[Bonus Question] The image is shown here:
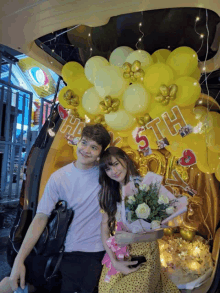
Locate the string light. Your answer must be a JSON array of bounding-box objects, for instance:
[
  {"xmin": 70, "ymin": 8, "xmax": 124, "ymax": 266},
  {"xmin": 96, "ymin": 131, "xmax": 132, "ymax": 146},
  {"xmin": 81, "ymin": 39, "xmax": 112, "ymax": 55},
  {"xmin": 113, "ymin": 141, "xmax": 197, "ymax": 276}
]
[
  {"xmin": 135, "ymin": 11, "xmax": 144, "ymax": 50},
  {"xmin": 88, "ymin": 32, "xmax": 93, "ymax": 57},
  {"xmin": 196, "ymin": 16, "xmax": 200, "ymax": 21},
  {"xmin": 200, "ymin": 34, "xmax": 204, "ymax": 38}
]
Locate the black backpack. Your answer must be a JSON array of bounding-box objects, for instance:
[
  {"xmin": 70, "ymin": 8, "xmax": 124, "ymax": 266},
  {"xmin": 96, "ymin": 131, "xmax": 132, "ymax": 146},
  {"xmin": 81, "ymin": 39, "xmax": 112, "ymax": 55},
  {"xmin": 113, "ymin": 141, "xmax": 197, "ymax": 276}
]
[{"xmin": 10, "ymin": 200, "xmax": 74, "ymax": 281}]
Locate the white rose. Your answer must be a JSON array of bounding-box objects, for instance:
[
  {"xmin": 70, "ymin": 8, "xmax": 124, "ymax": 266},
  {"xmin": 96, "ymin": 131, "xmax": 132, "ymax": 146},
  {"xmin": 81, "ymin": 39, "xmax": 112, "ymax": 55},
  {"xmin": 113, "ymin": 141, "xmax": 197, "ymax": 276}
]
[
  {"xmin": 135, "ymin": 203, "xmax": 151, "ymax": 219},
  {"xmin": 139, "ymin": 184, "xmax": 150, "ymax": 192},
  {"xmin": 127, "ymin": 195, "xmax": 136, "ymax": 204},
  {"xmin": 151, "ymin": 220, "xmax": 161, "ymax": 230},
  {"xmin": 158, "ymin": 194, "xmax": 169, "ymax": 205},
  {"xmin": 166, "ymin": 206, "xmax": 175, "ymax": 215}
]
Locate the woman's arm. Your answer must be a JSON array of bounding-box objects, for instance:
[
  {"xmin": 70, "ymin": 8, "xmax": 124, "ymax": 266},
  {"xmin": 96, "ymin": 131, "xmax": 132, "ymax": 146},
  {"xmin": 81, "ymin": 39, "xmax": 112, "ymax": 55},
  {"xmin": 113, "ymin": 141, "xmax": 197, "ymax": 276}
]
[
  {"xmin": 101, "ymin": 213, "xmax": 141, "ymax": 275},
  {"xmin": 115, "ymin": 229, "xmax": 164, "ymax": 246},
  {"xmin": 101, "ymin": 213, "xmax": 117, "ymax": 263}
]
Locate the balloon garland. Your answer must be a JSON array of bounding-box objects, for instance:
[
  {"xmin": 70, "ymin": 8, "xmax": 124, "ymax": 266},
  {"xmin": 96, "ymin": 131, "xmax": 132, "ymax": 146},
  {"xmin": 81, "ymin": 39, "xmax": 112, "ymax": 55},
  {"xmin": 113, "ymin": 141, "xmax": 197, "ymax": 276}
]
[{"xmin": 58, "ymin": 46, "xmax": 220, "ymax": 182}]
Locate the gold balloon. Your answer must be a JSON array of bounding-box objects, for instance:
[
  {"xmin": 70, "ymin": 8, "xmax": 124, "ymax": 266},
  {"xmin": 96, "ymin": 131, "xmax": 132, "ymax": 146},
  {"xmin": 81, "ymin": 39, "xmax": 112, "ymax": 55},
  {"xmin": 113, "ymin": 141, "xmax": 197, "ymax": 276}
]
[
  {"xmin": 169, "ymin": 84, "xmax": 178, "ymax": 97},
  {"xmin": 58, "ymin": 87, "xmax": 80, "ymax": 110},
  {"xmin": 123, "ymin": 72, "xmax": 130, "ymax": 79},
  {"xmin": 180, "ymin": 228, "xmax": 196, "ymax": 241},
  {"xmin": 134, "ymin": 69, "xmax": 145, "ymax": 79},
  {"xmin": 164, "ymin": 228, "xmax": 174, "ymax": 236},
  {"xmin": 160, "ymin": 85, "xmax": 169, "ymax": 97},
  {"xmin": 136, "ymin": 113, "xmax": 151, "ymax": 126},
  {"xmin": 131, "ymin": 60, "xmax": 141, "ymax": 72},
  {"xmin": 155, "ymin": 95, "xmax": 165, "ymax": 103},
  {"xmin": 94, "ymin": 114, "xmax": 106, "ymax": 125},
  {"xmin": 122, "ymin": 62, "xmax": 132, "ymax": 73},
  {"xmin": 100, "ymin": 96, "xmax": 120, "ymax": 114}
]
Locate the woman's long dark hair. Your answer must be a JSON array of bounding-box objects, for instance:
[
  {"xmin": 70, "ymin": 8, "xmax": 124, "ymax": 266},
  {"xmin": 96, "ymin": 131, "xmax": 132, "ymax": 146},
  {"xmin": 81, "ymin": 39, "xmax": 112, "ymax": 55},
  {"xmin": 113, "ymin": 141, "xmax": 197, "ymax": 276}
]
[{"xmin": 99, "ymin": 147, "xmax": 139, "ymax": 235}]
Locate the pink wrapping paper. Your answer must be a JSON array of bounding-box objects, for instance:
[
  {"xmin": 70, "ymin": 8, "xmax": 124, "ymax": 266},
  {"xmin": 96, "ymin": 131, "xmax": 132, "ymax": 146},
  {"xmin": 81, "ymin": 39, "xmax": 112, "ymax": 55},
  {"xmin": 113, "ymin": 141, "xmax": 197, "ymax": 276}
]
[{"xmin": 102, "ymin": 221, "xmax": 130, "ymax": 282}]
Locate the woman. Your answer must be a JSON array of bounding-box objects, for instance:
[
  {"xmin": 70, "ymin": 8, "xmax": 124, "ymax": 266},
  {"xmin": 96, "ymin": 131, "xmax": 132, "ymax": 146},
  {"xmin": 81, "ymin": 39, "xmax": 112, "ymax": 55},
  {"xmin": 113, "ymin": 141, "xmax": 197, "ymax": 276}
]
[{"xmin": 98, "ymin": 147, "xmax": 179, "ymax": 293}]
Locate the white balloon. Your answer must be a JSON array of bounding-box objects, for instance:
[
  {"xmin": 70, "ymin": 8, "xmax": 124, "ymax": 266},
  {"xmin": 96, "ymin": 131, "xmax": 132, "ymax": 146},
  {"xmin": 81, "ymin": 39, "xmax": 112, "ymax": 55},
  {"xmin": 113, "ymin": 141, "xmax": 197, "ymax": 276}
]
[
  {"xmin": 94, "ymin": 67, "xmax": 112, "ymax": 98},
  {"xmin": 126, "ymin": 50, "xmax": 153, "ymax": 70},
  {"xmin": 84, "ymin": 56, "xmax": 109, "ymax": 84},
  {"xmin": 82, "ymin": 87, "xmax": 102, "ymax": 115},
  {"xmin": 123, "ymin": 83, "xmax": 151, "ymax": 114},
  {"xmin": 105, "ymin": 110, "xmax": 135, "ymax": 131},
  {"xmin": 109, "ymin": 46, "xmax": 134, "ymax": 67},
  {"xmin": 109, "ymin": 66, "xmax": 129, "ymax": 97}
]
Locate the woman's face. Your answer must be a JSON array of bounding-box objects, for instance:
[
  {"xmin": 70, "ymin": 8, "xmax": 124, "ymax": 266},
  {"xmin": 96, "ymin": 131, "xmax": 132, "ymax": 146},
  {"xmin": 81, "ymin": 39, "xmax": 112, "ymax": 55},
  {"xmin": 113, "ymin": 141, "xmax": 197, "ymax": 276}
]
[{"xmin": 105, "ymin": 156, "xmax": 128, "ymax": 185}]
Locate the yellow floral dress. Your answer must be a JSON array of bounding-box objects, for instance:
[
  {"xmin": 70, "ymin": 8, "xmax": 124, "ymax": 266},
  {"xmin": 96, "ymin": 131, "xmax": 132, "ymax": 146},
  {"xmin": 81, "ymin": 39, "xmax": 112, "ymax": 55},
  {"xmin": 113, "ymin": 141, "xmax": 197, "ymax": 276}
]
[{"xmin": 99, "ymin": 204, "xmax": 180, "ymax": 293}]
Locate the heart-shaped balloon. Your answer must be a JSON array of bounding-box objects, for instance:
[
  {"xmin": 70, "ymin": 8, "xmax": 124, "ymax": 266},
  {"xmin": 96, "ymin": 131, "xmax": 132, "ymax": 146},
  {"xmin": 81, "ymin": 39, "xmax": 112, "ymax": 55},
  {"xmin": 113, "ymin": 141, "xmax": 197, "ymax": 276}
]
[
  {"xmin": 179, "ymin": 149, "xmax": 196, "ymax": 167},
  {"xmin": 58, "ymin": 104, "xmax": 68, "ymax": 119}
]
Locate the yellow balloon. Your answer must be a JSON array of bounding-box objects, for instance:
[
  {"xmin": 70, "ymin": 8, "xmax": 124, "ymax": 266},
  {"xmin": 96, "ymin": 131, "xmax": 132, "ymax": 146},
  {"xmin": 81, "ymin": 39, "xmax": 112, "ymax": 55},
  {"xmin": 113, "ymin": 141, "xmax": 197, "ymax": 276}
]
[
  {"xmin": 192, "ymin": 107, "xmax": 214, "ymax": 134},
  {"xmin": 68, "ymin": 74, "xmax": 93, "ymax": 97},
  {"xmin": 148, "ymin": 100, "xmax": 176, "ymax": 119},
  {"xmin": 215, "ymin": 162, "xmax": 220, "ymax": 181},
  {"xmin": 109, "ymin": 46, "xmax": 134, "ymax": 67},
  {"xmin": 84, "ymin": 56, "xmax": 109, "ymax": 84},
  {"xmin": 152, "ymin": 49, "xmax": 171, "ymax": 63},
  {"xmin": 82, "ymin": 87, "xmax": 102, "ymax": 115},
  {"xmin": 174, "ymin": 77, "xmax": 201, "ymax": 107},
  {"xmin": 105, "ymin": 110, "xmax": 136, "ymax": 131},
  {"xmin": 190, "ymin": 67, "xmax": 201, "ymax": 81},
  {"xmin": 123, "ymin": 84, "xmax": 151, "ymax": 115},
  {"xmin": 143, "ymin": 63, "xmax": 175, "ymax": 95},
  {"xmin": 166, "ymin": 46, "xmax": 198, "ymax": 76},
  {"xmin": 207, "ymin": 127, "xmax": 220, "ymax": 153},
  {"xmin": 208, "ymin": 111, "xmax": 220, "ymax": 128},
  {"xmin": 196, "ymin": 148, "xmax": 218, "ymax": 174},
  {"xmin": 58, "ymin": 86, "xmax": 76, "ymax": 110},
  {"xmin": 126, "ymin": 50, "xmax": 153, "ymax": 70},
  {"xmin": 62, "ymin": 62, "xmax": 84, "ymax": 84}
]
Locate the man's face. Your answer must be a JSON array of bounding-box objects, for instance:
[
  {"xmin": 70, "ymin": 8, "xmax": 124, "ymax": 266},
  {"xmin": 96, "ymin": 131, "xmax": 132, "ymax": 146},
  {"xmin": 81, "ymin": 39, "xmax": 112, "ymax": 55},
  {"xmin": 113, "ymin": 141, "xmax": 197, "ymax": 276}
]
[{"xmin": 76, "ymin": 137, "xmax": 102, "ymax": 166}]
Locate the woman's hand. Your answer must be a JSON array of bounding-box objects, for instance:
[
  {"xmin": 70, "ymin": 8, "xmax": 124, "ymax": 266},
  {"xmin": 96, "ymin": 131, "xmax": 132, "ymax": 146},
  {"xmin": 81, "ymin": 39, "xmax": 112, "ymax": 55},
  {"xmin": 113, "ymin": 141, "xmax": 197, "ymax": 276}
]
[
  {"xmin": 112, "ymin": 259, "xmax": 141, "ymax": 275},
  {"xmin": 115, "ymin": 231, "xmax": 135, "ymax": 245}
]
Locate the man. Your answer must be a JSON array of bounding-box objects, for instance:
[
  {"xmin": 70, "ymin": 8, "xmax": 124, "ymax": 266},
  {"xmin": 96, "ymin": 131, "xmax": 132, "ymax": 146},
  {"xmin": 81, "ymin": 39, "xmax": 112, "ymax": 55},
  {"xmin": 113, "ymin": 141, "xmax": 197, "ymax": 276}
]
[{"xmin": 3, "ymin": 123, "xmax": 111, "ymax": 293}]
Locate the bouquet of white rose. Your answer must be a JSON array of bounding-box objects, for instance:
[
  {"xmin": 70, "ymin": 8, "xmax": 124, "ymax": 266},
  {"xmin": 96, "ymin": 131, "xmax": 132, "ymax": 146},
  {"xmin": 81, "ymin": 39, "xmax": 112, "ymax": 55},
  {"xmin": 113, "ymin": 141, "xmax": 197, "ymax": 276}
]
[{"xmin": 121, "ymin": 172, "xmax": 188, "ymax": 233}]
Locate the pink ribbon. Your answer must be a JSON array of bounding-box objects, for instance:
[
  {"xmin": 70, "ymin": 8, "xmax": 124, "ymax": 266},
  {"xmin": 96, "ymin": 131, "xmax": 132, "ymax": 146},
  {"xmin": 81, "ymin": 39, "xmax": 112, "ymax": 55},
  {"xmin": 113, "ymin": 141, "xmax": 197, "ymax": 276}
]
[{"xmin": 102, "ymin": 222, "xmax": 130, "ymax": 282}]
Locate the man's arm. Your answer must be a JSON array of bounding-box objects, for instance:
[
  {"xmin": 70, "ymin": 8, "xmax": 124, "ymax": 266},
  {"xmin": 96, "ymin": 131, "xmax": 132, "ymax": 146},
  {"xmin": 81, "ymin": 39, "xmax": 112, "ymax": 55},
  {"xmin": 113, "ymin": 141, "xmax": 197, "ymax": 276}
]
[{"xmin": 9, "ymin": 213, "xmax": 49, "ymax": 291}]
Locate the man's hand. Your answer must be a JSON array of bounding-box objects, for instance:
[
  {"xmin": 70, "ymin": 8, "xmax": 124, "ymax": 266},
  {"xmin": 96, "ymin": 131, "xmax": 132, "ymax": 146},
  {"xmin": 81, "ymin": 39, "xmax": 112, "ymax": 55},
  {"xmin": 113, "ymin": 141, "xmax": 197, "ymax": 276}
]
[
  {"xmin": 112, "ymin": 259, "xmax": 141, "ymax": 275},
  {"xmin": 9, "ymin": 259, "xmax": 26, "ymax": 291},
  {"xmin": 115, "ymin": 231, "xmax": 135, "ymax": 245}
]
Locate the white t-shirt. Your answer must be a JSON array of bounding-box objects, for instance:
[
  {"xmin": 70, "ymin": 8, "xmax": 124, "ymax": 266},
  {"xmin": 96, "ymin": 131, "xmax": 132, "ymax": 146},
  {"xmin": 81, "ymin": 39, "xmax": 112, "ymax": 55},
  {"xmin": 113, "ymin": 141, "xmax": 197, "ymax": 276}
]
[{"xmin": 36, "ymin": 162, "xmax": 104, "ymax": 252}]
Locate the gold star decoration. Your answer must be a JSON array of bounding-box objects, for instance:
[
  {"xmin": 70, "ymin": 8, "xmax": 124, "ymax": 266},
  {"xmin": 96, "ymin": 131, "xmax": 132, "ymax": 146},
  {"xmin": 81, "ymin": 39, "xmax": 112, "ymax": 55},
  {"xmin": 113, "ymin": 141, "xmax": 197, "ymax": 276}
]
[
  {"xmin": 155, "ymin": 84, "xmax": 178, "ymax": 106},
  {"xmin": 122, "ymin": 60, "xmax": 145, "ymax": 83},
  {"xmin": 99, "ymin": 96, "xmax": 120, "ymax": 114},
  {"xmin": 63, "ymin": 89, "xmax": 79, "ymax": 107},
  {"xmin": 136, "ymin": 113, "xmax": 151, "ymax": 126}
]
